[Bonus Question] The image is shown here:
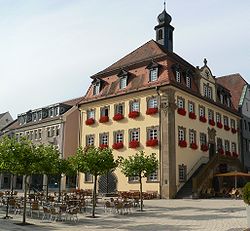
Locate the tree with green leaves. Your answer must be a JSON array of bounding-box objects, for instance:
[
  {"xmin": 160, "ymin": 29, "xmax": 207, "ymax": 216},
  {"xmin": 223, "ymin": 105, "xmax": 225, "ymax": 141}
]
[
  {"xmin": 120, "ymin": 151, "xmax": 158, "ymax": 211},
  {"xmin": 77, "ymin": 146, "xmax": 118, "ymax": 217}
]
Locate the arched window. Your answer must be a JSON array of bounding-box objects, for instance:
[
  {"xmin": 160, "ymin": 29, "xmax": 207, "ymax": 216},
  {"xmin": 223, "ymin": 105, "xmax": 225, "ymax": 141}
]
[{"xmin": 158, "ymin": 29, "xmax": 163, "ymax": 40}]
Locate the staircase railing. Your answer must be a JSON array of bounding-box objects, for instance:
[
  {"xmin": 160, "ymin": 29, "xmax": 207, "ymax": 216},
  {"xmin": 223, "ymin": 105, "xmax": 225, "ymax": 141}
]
[{"xmin": 177, "ymin": 156, "xmax": 209, "ymax": 192}]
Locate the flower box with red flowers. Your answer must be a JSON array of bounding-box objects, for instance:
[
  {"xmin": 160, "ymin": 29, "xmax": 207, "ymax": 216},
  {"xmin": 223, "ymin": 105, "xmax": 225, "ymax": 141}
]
[
  {"xmin": 231, "ymin": 128, "xmax": 237, "ymax": 134},
  {"xmin": 201, "ymin": 144, "xmax": 209, "ymax": 152},
  {"xmin": 128, "ymin": 111, "xmax": 140, "ymax": 119},
  {"xmin": 190, "ymin": 143, "xmax": 198, "ymax": 150},
  {"xmin": 85, "ymin": 118, "xmax": 95, "ymax": 125},
  {"xmin": 113, "ymin": 113, "xmax": 124, "ymax": 121},
  {"xmin": 177, "ymin": 108, "xmax": 186, "ymax": 116},
  {"xmin": 209, "ymin": 119, "xmax": 215, "ymax": 126},
  {"xmin": 189, "ymin": 112, "xmax": 196, "ymax": 119},
  {"xmin": 178, "ymin": 140, "xmax": 187, "ymax": 148},
  {"xmin": 217, "ymin": 122, "xmax": 223, "ymax": 128},
  {"xmin": 199, "ymin": 116, "xmax": 207, "ymax": 123},
  {"xmin": 99, "ymin": 144, "xmax": 108, "ymax": 149},
  {"xmin": 225, "ymin": 151, "xmax": 231, "ymax": 156},
  {"xmin": 218, "ymin": 148, "xmax": 224, "ymax": 155},
  {"xmin": 232, "ymin": 152, "xmax": 239, "ymax": 158},
  {"xmin": 129, "ymin": 140, "xmax": 139, "ymax": 148},
  {"xmin": 146, "ymin": 139, "xmax": 158, "ymax": 147},
  {"xmin": 112, "ymin": 142, "xmax": 124, "ymax": 150},
  {"xmin": 224, "ymin": 125, "xmax": 230, "ymax": 131},
  {"xmin": 99, "ymin": 116, "xmax": 109, "ymax": 123},
  {"xmin": 146, "ymin": 108, "xmax": 158, "ymax": 115}
]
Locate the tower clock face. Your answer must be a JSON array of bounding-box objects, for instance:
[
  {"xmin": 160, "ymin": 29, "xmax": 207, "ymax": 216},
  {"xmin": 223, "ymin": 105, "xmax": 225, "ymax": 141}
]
[{"xmin": 205, "ymin": 70, "xmax": 210, "ymax": 78}]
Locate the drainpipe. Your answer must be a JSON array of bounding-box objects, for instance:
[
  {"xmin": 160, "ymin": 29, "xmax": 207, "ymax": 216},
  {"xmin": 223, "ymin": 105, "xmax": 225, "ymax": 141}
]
[{"xmin": 155, "ymin": 86, "xmax": 162, "ymax": 199}]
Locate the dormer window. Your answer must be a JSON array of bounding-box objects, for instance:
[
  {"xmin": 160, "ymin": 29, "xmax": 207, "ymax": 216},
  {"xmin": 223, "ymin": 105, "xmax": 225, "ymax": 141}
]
[
  {"xmin": 176, "ymin": 70, "xmax": 181, "ymax": 83},
  {"xmin": 186, "ymin": 75, "xmax": 191, "ymax": 88},
  {"xmin": 38, "ymin": 110, "xmax": 42, "ymax": 120},
  {"xmin": 149, "ymin": 68, "xmax": 158, "ymax": 82},
  {"xmin": 120, "ymin": 76, "xmax": 127, "ymax": 89},
  {"xmin": 49, "ymin": 108, "xmax": 54, "ymax": 117},
  {"xmin": 204, "ymin": 84, "xmax": 213, "ymax": 100},
  {"xmin": 93, "ymin": 80, "xmax": 101, "ymax": 95},
  {"xmin": 32, "ymin": 112, "xmax": 37, "ymax": 122},
  {"xmin": 54, "ymin": 106, "xmax": 59, "ymax": 116}
]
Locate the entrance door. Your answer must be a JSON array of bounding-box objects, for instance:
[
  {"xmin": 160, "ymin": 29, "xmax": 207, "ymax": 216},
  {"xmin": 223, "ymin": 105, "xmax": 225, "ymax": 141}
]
[{"xmin": 98, "ymin": 172, "xmax": 117, "ymax": 195}]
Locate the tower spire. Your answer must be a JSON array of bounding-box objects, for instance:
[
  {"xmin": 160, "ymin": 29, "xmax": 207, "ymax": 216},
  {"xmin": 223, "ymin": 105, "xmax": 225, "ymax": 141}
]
[{"xmin": 164, "ymin": 0, "xmax": 166, "ymax": 11}]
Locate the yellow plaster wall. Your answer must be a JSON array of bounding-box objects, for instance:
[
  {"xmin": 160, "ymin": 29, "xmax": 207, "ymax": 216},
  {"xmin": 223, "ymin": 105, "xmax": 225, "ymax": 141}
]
[{"xmin": 79, "ymin": 89, "xmax": 160, "ymax": 193}]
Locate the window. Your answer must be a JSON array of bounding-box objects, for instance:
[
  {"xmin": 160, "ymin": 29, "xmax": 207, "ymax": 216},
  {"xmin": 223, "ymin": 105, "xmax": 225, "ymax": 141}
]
[
  {"xmin": 186, "ymin": 76, "xmax": 191, "ymax": 88},
  {"xmin": 158, "ymin": 29, "xmax": 163, "ymax": 40},
  {"xmin": 30, "ymin": 131, "xmax": 33, "ymax": 140},
  {"xmin": 178, "ymin": 127, "xmax": 185, "ymax": 141},
  {"xmin": 216, "ymin": 113, "xmax": 221, "ymax": 123},
  {"xmin": 200, "ymin": 133, "xmax": 207, "ymax": 145},
  {"xmin": 38, "ymin": 129, "xmax": 42, "ymax": 139},
  {"xmin": 148, "ymin": 97, "xmax": 158, "ymax": 108},
  {"xmin": 51, "ymin": 127, "xmax": 55, "ymax": 137},
  {"xmin": 178, "ymin": 164, "xmax": 187, "ymax": 182},
  {"xmin": 149, "ymin": 68, "xmax": 158, "ymax": 82},
  {"xmin": 34, "ymin": 130, "xmax": 38, "ymax": 140},
  {"xmin": 223, "ymin": 116, "xmax": 229, "ymax": 126},
  {"xmin": 114, "ymin": 131, "xmax": 124, "ymax": 143},
  {"xmin": 100, "ymin": 106, "xmax": 109, "ymax": 117},
  {"xmin": 232, "ymin": 142, "xmax": 236, "ymax": 153},
  {"xmin": 199, "ymin": 106, "xmax": 205, "ymax": 117},
  {"xmin": 208, "ymin": 109, "xmax": 214, "ymax": 120},
  {"xmin": 120, "ymin": 76, "xmax": 127, "ymax": 89},
  {"xmin": 47, "ymin": 127, "xmax": 51, "ymax": 137},
  {"xmin": 100, "ymin": 133, "xmax": 109, "ymax": 145},
  {"xmin": 130, "ymin": 100, "xmax": 140, "ymax": 112},
  {"xmin": 177, "ymin": 97, "xmax": 185, "ymax": 109},
  {"xmin": 128, "ymin": 176, "xmax": 139, "ymax": 182},
  {"xmin": 147, "ymin": 127, "xmax": 158, "ymax": 140},
  {"xmin": 188, "ymin": 101, "xmax": 195, "ymax": 113},
  {"xmin": 86, "ymin": 134, "xmax": 94, "ymax": 146},
  {"xmin": 230, "ymin": 119, "xmax": 235, "ymax": 129},
  {"xmin": 84, "ymin": 173, "xmax": 93, "ymax": 183},
  {"xmin": 115, "ymin": 104, "xmax": 124, "ymax": 115},
  {"xmin": 32, "ymin": 112, "xmax": 37, "ymax": 122},
  {"xmin": 87, "ymin": 109, "xmax": 95, "ymax": 119},
  {"xmin": 38, "ymin": 111, "xmax": 42, "ymax": 120},
  {"xmin": 225, "ymin": 140, "xmax": 230, "ymax": 152},
  {"xmin": 55, "ymin": 106, "xmax": 59, "ymax": 116},
  {"xmin": 176, "ymin": 70, "xmax": 181, "ymax": 83},
  {"xmin": 204, "ymin": 84, "xmax": 213, "ymax": 99},
  {"xmin": 147, "ymin": 171, "xmax": 158, "ymax": 182},
  {"xmin": 56, "ymin": 125, "xmax": 60, "ymax": 136},
  {"xmin": 189, "ymin": 129, "xmax": 196, "ymax": 144},
  {"xmin": 217, "ymin": 138, "xmax": 223, "ymax": 150},
  {"xmin": 48, "ymin": 108, "xmax": 54, "ymax": 117},
  {"xmin": 93, "ymin": 81, "xmax": 101, "ymax": 95},
  {"xmin": 129, "ymin": 128, "xmax": 140, "ymax": 142}
]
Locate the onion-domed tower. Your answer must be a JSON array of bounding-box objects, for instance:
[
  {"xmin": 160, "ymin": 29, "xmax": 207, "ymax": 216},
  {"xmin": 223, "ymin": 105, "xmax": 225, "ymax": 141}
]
[{"xmin": 154, "ymin": 3, "xmax": 175, "ymax": 52}]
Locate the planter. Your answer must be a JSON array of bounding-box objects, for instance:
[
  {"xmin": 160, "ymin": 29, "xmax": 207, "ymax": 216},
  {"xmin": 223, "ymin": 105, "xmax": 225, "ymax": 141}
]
[
  {"xmin": 99, "ymin": 116, "xmax": 109, "ymax": 123},
  {"xmin": 209, "ymin": 119, "xmax": 215, "ymax": 126},
  {"xmin": 189, "ymin": 112, "xmax": 196, "ymax": 119},
  {"xmin": 199, "ymin": 116, "xmax": 207, "ymax": 123},
  {"xmin": 112, "ymin": 142, "xmax": 124, "ymax": 150},
  {"xmin": 201, "ymin": 144, "xmax": 209, "ymax": 152},
  {"xmin": 218, "ymin": 148, "xmax": 224, "ymax": 155},
  {"xmin": 129, "ymin": 140, "xmax": 139, "ymax": 148},
  {"xmin": 99, "ymin": 144, "xmax": 109, "ymax": 149},
  {"xmin": 217, "ymin": 122, "xmax": 223, "ymax": 128},
  {"xmin": 190, "ymin": 143, "xmax": 198, "ymax": 150},
  {"xmin": 128, "ymin": 111, "xmax": 140, "ymax": 118},
  {"xmin": 85, "ymin": 118, "xmax": 95, "ymax": 125},
  {"xmin": 177, "ymin": 108, "xmax": 186, "ymax": 116},
  {"xmin": 146, "ymin": 108, "xmax": 158, "ymax": 115},
  {"xmin": 178, "ymin": 140, "xmax": 187, "ymax": 148},
  {"xmin": 146, "ymin": 139, "xmax": 158, "ymax": 147},
  {"xmin": 224, "ymin": 125, "xmax": 230, "ymax": 131},
  {"xmin": 113, "ymin": 113, "xmax": 124, "ymax": 121},
  {"xmin": 231, "ymin": 128, "xmax": 237, "ymax": 134}
]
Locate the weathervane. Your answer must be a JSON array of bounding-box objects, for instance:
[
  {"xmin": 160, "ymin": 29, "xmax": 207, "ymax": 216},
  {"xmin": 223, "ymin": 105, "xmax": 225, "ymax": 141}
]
[{"xmin": 164, "ymin": 0, "xmax": 166, "ymax": 10}]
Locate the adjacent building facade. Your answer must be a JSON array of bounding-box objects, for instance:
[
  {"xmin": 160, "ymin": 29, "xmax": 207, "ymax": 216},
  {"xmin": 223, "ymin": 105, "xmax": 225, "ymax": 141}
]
[
  {"xmin": 0, "ymin": 112, "xmax": 13, "ymax": 132},
  {"xmin": 78, "ymin": 9, "xmax": 241, "ymax": 198}
]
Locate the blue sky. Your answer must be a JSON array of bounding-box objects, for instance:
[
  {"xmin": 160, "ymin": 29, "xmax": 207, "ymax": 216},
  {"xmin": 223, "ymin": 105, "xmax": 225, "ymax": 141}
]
[{"xmin": 1, "ymin": 0, "xmax": 250, "ymax": 117}]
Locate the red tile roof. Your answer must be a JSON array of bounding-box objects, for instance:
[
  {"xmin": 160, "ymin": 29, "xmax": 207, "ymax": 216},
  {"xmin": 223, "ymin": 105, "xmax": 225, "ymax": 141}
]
[{"xmin": 216, "ymin": 73, "xmax": 247, "ymax": 109}]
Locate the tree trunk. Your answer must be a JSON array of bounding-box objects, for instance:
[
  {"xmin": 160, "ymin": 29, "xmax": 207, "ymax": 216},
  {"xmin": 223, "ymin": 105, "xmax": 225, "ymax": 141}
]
[
  {"xmin": 139, "ymin": 175, "xmax": 143, "ymax": 211},
  {"xmin": 58, "ymin": 175, "xmax": 61, "ymax": 202},
  {"xmin": 92, "ymin": 175, "xmax": 97, "ymax": 218},
  {"xmin": 46, "ymin": 175, "xmax": 49, "ymax": 202},
  {"xmin": 22, "ymin": 175, "xmax": 28, "ymax": 224},
  {"xmin": 10, "ymin": 174, "xmax": 14, "ymax": 196}
]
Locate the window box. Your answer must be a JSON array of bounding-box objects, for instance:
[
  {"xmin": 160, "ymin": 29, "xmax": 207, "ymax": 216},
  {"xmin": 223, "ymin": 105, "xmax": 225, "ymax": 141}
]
[
  {"xmin": 231, "ymin": 128, "xmax": 237, "ymax": 134},
  {"xmin": 209, "ymin": 119, "xmax": 215, "ymax": 126},
  {"xmin": 190, "ymin": 143, "xmax": 198, "ymax": 150},
  {"xmin": 146, "ymin": 108, "xmax": 158, "ymax": 115},
  {"xmin": 224, "ymin": 125, "xmax": 230, "ymax": 131},
  {"xmin": 201, "ymin": 144, "xmax": 209, "ymax": 152},
  {"xmin": 129, "ymin": 140, "xmax": 139, "ymax": 148},
  {"xmin": 177, "ymin": 108, "xmax": 186, "ymax": 116},
  {"xmin": 112, "ymin": 142, "xmax": 124, "ymax": 150},
  {"xmin": 128, "ymin": 111, "xmax": 140, "ymax": 118},
  {"xmin": 146, "ymin": 139, "xmax": 158, "ymax": 147},
  {"xmin": 218, "ymin": 148, "xmax": 224, "ymax": 155},
  {"xmin": 225, "ymin": 151, "xmax": 231, "ymax": 156},
  {"xmin": 189, "ymin": 112, "xmax": 196, "ymax": 120},
  {"xmin": 199, "ymin": 116, "xmax": 207, "ymax": 123},
  {"xmin": 178, "ymin": 140, "xmax": 187, "ymax": 148},
  {"xmin": 99, "ymin": 144, "xmax": 108, "ymax": 149},
  {"xmin": 232, "ymin": 152, "xmax": 239, "ymax": 158},
  {"xmin": 85, "ymin": 118, "xmax": 95, "ymax": 125},
  {"xmin": 217, "ymin": 122, "xmax": 223, "ymax": 128},
  {"xmin": 99, "ymin": 116, "xmax": 109, "ymax": 123},
  {"xmin": 113, "ymin": 113, "xmax": 124, "ymax": 121}
]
